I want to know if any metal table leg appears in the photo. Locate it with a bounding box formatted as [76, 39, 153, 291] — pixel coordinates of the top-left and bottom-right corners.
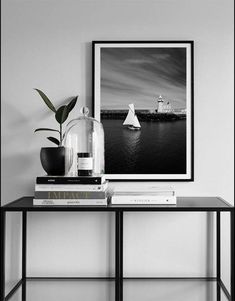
[115, 211, 123, 301]
[217, 211, 221, 281]
[0, 210, 6, 301]
[231, 209, 234, 301]
[22, 211, 27, 300]
[216, 211, 221, 301]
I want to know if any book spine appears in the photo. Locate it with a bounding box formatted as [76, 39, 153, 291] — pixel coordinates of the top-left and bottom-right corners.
[36, 177, 104, 185]
[114, 191, 174, 196]
[35, 183, 108, 191]
[33, 199, 107, 206]
[34, 191, 106, 199]
[111, 195, 177, 205]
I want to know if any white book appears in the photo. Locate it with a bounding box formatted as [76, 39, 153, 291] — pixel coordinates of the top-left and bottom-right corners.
[33, 199, 107, 206]
[35, 181, 108, 192]
[113, 186, 175, 196]
[111, 195, 177, 205]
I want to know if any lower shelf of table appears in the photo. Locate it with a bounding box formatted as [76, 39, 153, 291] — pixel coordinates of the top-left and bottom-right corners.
[5, 278, 230, 301]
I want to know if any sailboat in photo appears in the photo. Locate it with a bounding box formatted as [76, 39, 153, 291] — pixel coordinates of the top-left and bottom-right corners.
[123, 104, 141, 130]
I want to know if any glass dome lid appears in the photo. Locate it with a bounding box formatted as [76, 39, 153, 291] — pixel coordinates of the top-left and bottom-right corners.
[63, 107, 104, 177]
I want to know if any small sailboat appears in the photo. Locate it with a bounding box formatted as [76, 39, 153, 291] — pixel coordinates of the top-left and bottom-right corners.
[123, 104, 141, 130]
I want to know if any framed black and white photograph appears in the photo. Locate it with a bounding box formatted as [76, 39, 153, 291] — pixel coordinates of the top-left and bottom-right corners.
[93, 41, 194, 181]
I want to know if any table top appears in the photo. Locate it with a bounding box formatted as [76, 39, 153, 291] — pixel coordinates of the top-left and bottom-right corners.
[1, 196, 233, 211]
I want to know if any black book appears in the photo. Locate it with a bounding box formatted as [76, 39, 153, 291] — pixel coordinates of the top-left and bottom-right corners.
[36, 176, 105, 185]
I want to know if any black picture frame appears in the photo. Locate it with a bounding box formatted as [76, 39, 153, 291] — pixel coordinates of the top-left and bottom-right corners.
[92, 41, 194, 181]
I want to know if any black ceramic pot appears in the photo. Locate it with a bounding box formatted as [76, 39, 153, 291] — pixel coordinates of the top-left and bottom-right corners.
[40, 147, 66, 176]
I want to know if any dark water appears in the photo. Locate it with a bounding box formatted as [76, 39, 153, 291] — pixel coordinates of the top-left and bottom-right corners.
[102, 119, 186, 174]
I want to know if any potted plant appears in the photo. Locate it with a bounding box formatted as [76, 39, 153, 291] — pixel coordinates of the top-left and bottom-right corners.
[35, 89, 78, 175]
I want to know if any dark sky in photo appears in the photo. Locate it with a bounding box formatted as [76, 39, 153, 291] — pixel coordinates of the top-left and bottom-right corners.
[101, 47, 187, 110]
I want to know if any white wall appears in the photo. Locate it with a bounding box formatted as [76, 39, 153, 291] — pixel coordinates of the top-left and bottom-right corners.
[1, 0, 234, 298]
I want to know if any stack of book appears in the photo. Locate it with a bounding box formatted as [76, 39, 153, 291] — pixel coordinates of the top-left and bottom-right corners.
[34, 176, 109, 206]
[110, 186, 176, 205]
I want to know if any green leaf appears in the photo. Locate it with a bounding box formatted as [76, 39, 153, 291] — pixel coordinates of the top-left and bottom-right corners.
[34, 128, 60, 133]
[34, 89, 56, 113]
[47, 136, 60, 145]
[67, 96, 78, 113]
[55, 105, 69, 124]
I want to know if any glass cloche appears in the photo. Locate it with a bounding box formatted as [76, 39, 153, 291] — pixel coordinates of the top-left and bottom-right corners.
[63, 107, 104, 176]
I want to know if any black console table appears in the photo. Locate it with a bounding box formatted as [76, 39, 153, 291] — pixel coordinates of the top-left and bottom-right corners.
[0, 196, 234, 301]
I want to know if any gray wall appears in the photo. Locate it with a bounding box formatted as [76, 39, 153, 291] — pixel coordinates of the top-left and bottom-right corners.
[1, 0, 234, 298]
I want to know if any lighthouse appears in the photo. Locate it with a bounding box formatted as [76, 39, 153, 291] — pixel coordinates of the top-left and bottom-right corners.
[157, 95, 164, 113]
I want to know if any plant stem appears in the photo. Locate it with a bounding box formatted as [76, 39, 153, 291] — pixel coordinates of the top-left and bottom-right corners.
[60, 124, 62, 144]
